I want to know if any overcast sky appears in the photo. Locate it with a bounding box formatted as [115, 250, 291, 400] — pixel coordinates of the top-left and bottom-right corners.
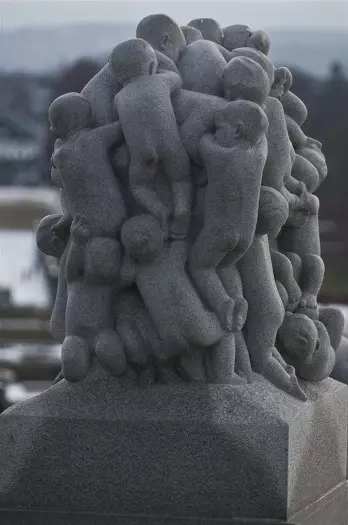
[1, 0, 347, 31]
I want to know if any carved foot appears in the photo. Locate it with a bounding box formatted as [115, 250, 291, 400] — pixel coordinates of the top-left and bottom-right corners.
[297, 293, 319, 320]
[61, 335, 91, 382]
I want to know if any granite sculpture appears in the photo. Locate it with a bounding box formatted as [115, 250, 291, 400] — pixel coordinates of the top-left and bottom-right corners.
[1, 14, 347, 525]
[34, 12, 343, 399]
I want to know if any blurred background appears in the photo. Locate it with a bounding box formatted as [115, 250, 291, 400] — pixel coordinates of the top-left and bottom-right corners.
[0, 0, 347, 408]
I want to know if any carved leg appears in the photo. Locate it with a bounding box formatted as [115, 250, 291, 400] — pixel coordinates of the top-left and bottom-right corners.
[209, 333, 245, 385]
[297, 254, 325, 320]
[189, 226, 240, 330]
[270, 249, 302, 312]
[95, 329, 127, 376]
[240, 237, 306, 400]
[61, 335, 92, 382]
[283, 251, 303, 284]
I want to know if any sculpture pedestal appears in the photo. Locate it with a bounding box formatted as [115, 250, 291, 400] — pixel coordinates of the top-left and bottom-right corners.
[0, 367, 347, 524]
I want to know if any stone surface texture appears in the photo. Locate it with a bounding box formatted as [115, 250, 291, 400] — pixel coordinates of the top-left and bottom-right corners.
[33, 13, 343, 401]
[1, 13, 346, 525]
[0, 368, 346, 522]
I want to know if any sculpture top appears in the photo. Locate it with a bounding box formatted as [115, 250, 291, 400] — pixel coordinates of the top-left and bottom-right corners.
[38, 14, 344, 400]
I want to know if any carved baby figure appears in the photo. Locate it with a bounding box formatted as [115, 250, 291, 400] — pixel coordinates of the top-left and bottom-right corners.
[120, 214, 223, 357]
[188, 100, 269, 329]
[223, 25, 270, 55]
[277, 312, 335, 382]
[188, 18, 224, 45]
[224, 55, 299, 218]
[137, 14, 228, 96]
[238, 236, 306, 400]
[49, 92, 127, 381]
[172, 55, 269, 168]
[278, 140, 326, 320]
[112, 38, 192, 240]
[36, 213, 70, 344]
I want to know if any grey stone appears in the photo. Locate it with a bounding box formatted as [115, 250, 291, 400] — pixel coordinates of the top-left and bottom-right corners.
[180, 25, 203, 45]
[277, 313, 336, 382]
[177, 39, 227, 96]
[49, 92, 127, 380]
[37, 13, 341, 394]
[0, 508, 299, 525]
[222, 56, 270, 106]
[36, 214, 69, 343]
[280, 91, 308, 127]
[270, 67, 293, 99]
[188, 18, 224, 45]
[81, 64, 122, 126]
[239, 236, 305, 400]
[113, 46, 191, 239]
[223, 25, 270, 55]
[331, 335, 348, 385]
[228, 47, 275, 85]
[0, 371, 346, 521]
[121, 215, 222, 358]
[188, 100, 268, 329]
[136, 14, 186, 64]
[290, 481, 348, 525]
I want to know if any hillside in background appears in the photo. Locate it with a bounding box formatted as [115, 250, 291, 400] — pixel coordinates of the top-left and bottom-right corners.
[1, 23, 347, 76]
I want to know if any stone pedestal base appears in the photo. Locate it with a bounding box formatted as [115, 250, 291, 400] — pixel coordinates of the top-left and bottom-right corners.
[0, 368, 346, 523]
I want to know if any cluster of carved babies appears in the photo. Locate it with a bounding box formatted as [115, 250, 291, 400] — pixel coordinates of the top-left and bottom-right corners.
[37, 15, 344, 400]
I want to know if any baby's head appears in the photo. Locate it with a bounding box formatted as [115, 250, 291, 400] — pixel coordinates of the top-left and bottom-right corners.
[180, 25, 203, 45]
[278, 313, 318, 362]
[49, 93, 92, 139]
[188, 18, 223, 45]
[136, 14, 186, 64]
[229, 48, 275, 87]
[270, 67, 292, 99]
[223, 56, 270, 106]
[121, 214, 165, 262]
[214, 99, 269, 147]
[36, 214, 69, 258]
[223, 25, 270, 55]
[109, 39, 158, 86]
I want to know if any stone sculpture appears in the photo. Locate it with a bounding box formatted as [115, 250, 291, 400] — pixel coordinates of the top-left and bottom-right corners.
[1, 14, 347, 525]
[34, 12, 342, 400]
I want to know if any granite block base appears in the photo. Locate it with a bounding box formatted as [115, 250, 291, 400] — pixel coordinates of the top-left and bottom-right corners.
[0, 368, 346, 523]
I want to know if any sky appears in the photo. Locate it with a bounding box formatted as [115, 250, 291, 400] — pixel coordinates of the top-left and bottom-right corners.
[1, 0, 347, 32]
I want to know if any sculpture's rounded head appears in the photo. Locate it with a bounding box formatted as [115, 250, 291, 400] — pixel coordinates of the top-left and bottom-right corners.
[136, 14, 186, 64]
[298, 138, 327, 185]
[109, 38, 158, 86]
[270, 67, 292, 99]
[278, 313, 318, 362]
[187, 18, 223, 45]
[180, 25, 203, 45]
[308, 320, 336, 381]
[229, 47, 275, 86]
[222, 56, 270, 106]
[121, 215, 165, 262]
[223, 25, 270, 55]
[36, 214, 69, 258]
[49, 93, 92, 139]
[214, 99, 269, 147]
